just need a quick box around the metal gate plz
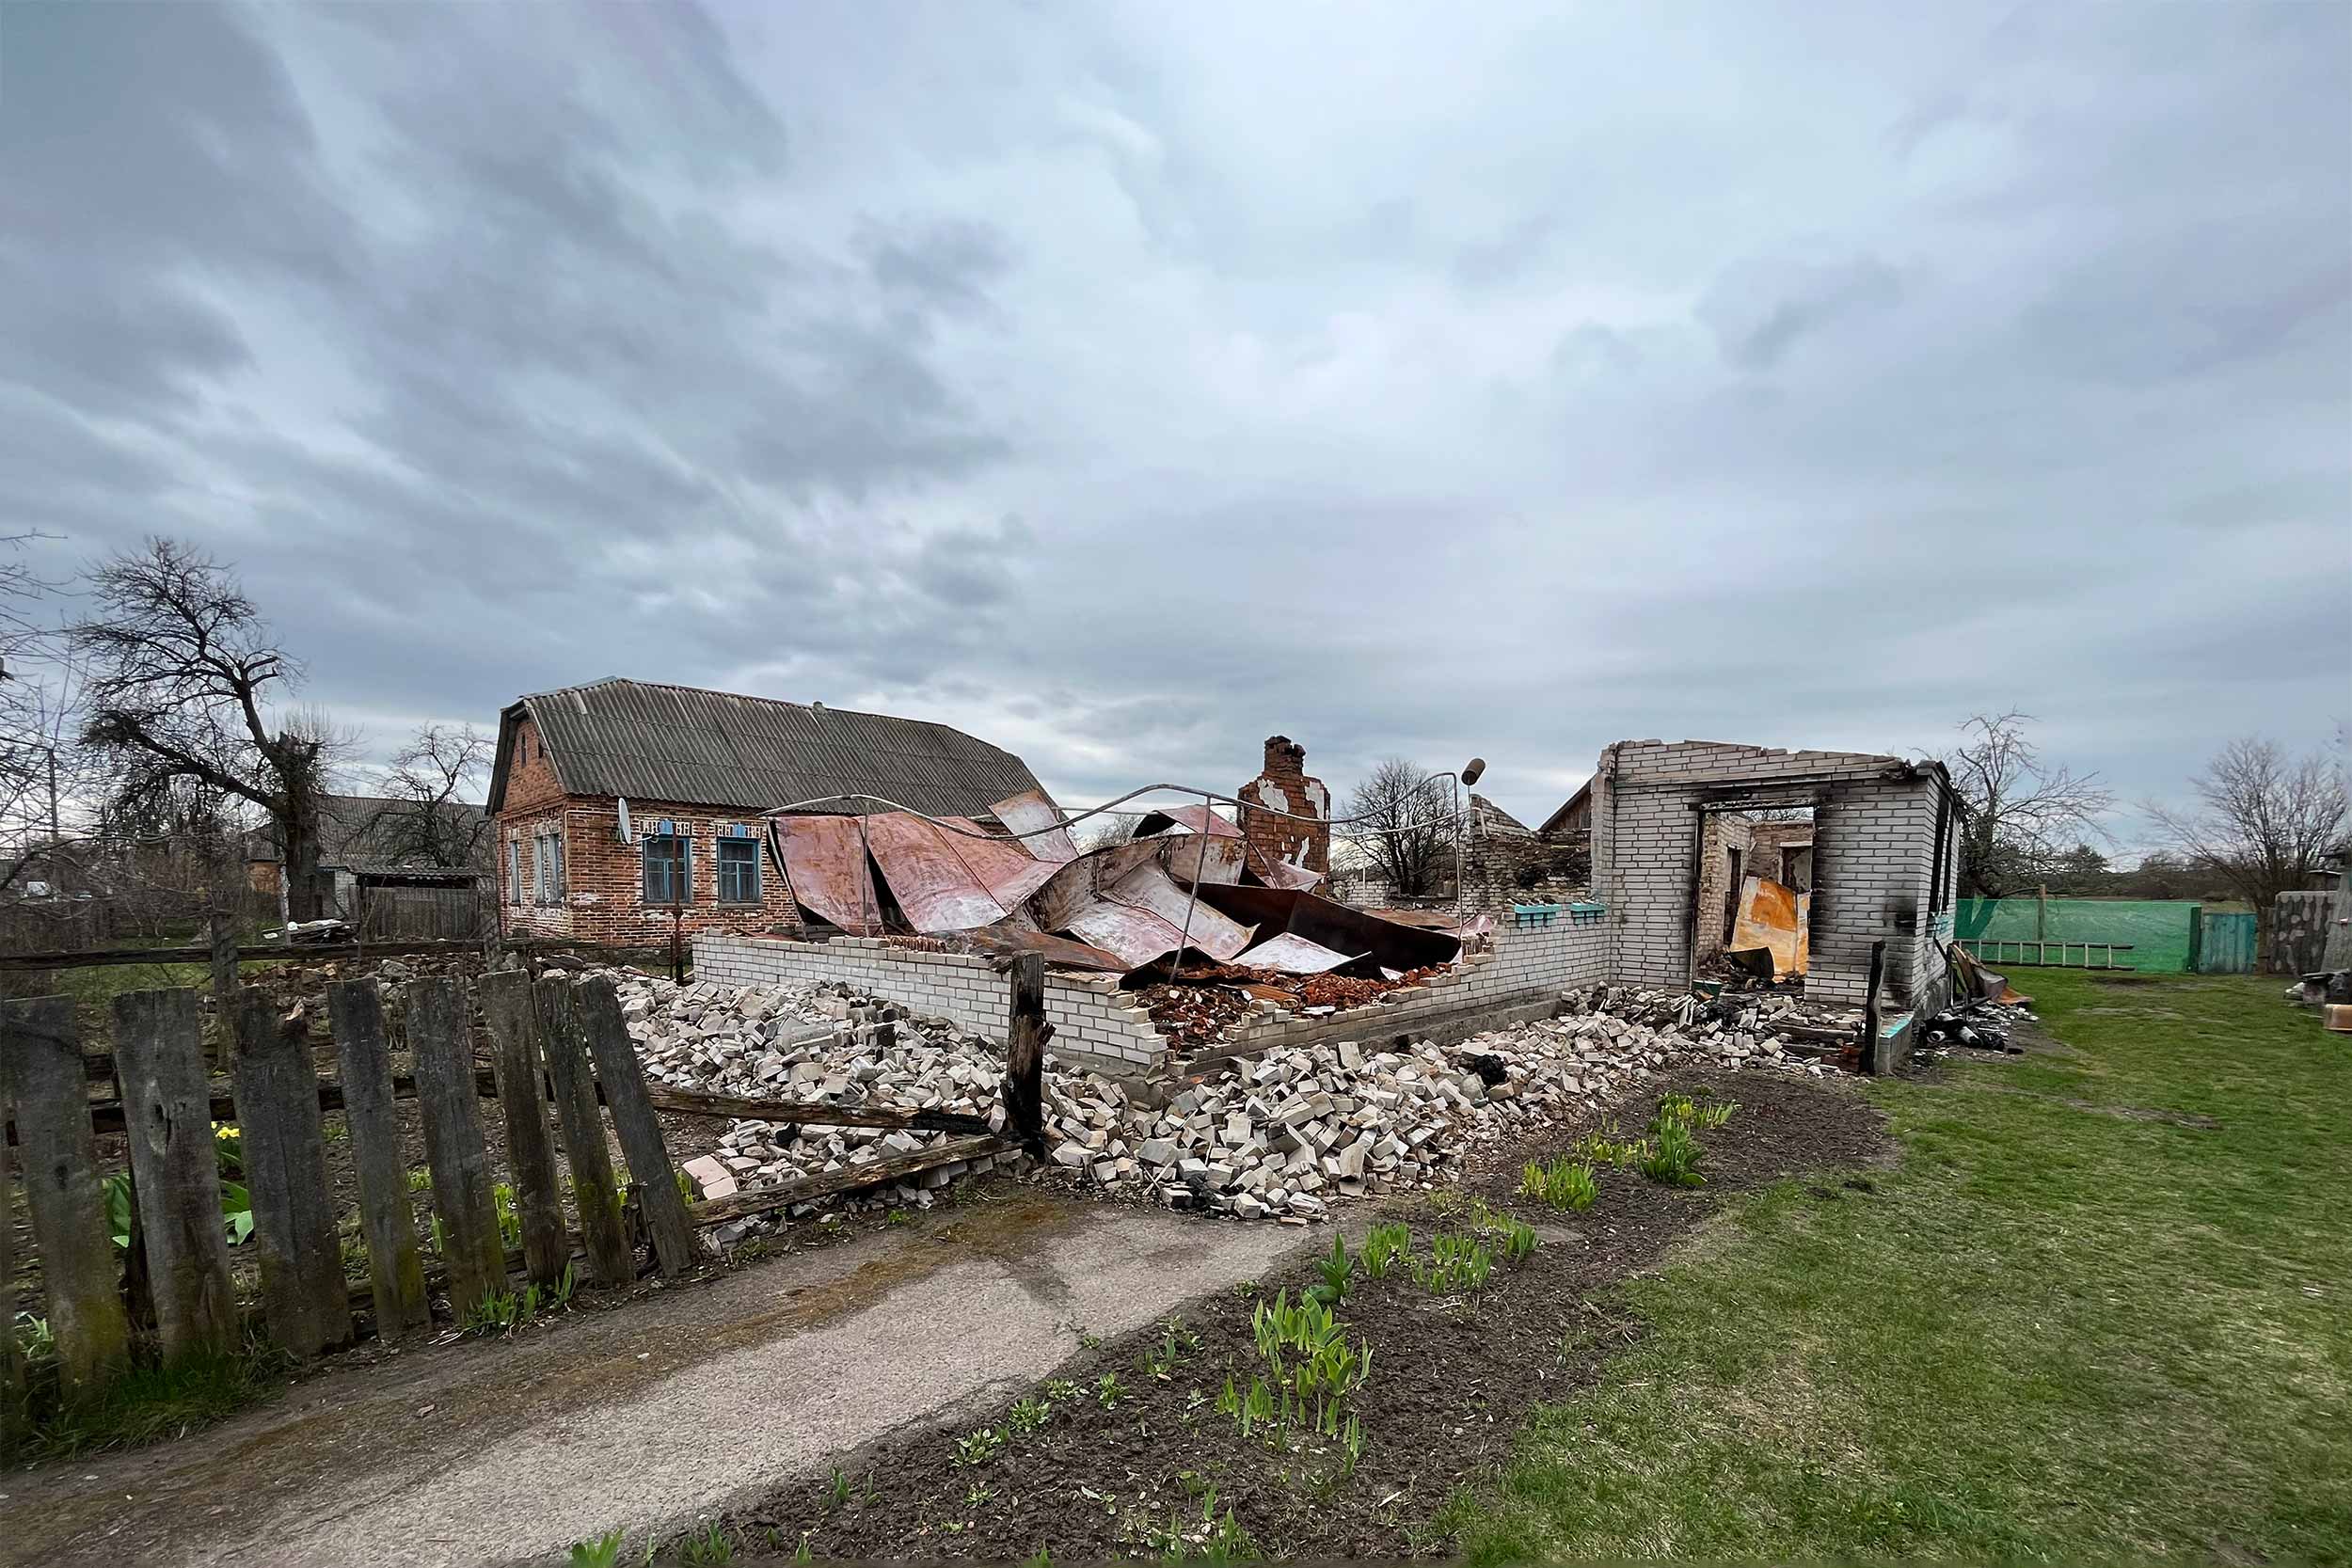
[2196,911,2257,974]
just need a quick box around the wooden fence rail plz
[0,964,1046,1407]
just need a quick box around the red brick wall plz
[495,718,803,947]
[1238,735,1331,877]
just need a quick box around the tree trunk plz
[281,786,326,923]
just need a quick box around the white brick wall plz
[693,912,1611,1078]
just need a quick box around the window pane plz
[717,837,758,904]
[643,835,688,904]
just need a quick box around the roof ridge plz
[526,675,979,736]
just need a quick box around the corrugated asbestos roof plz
[501,678,1049,819]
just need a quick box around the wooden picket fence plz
[2,958,1049,1422]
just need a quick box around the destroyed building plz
[486,678,1053,946]
[1237,736,1331,886]
[1591,739,1963,1032]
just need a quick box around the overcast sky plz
[5,2,2346,847]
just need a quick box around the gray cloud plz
[1,0,2344,845]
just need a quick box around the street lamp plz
[1453,758,1486,914]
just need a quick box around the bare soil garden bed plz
[710,1065,1888,1562]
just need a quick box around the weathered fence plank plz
[576,977,696,1277]
[0,996,131,1397]
[326,980,430,1335]
[646,1083,993,1134]
[230,993,350,1358]
[478,971,568,1288]
[112,989,238,1362]
[534,978,633,1286]
[405,977,507,1320]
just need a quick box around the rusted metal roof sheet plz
[956,922,1132,973]
[1135,804,1241,839]
[935,817,1061,908]
[501,678,1050,819]
[862,813,1011,935]
[990,790,1078,863]
[1236,933,1364,974]
[1251,857,1325,892]
[770,816,880,933]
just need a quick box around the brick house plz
[485,678,1055,948]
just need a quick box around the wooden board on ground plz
[0,995,132,1397]
[326,979,431,1335]
[231,992,351,1358]
[689,1134,1016,1227]
[112,988,239,1361]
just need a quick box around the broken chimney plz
[1238,735,1331,880]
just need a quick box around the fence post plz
[1002,954,1049,1158]
[576,976,697,1276]
[232,992,351,1357]
[406,977,508,1320]
[535,977,634,1286]
[113,989,238,1362]
[207,906,238,1067]
[326,980,431,1335]
[478,971,569,1288]
[0,996,132,1398]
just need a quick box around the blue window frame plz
[642,834,690,905]
[716,836,760,905]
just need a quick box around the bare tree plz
[2144,736,2348,968]
[358,723,495,867]
[1071,813,1137,854]
[71,539,340,921]
[1941,711,2115,898]
[1343,756,1452,897]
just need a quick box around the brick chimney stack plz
[1238,734,1330,879]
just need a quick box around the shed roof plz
[488,677,1051,820]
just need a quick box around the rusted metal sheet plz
[1102,862,1256,961]
[1027,834,1244,939]
[770,816,880,933]
[1194,883,1462,972]
[1728,875,1809,979]
[1135,804,1241,839]
[1236,932,1363,974]
[862,813,1009,934]
[990,789,1078,863]
[1251,857,1324,892]
[935,816,1061,908]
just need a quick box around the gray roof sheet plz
[508,678,1048,819]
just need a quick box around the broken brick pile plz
[609,968,1835,1230]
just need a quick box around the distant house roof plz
[488,677,1052,821]
[1537,780,1592,837]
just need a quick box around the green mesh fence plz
[1953,898,2201,973]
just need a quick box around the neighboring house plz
[486,677,1055,946]
[1537,780,1593,839]
[247,793,492,921]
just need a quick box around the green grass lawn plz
[1447,971,2352,1562]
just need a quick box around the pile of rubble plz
[609,970,1828,1229]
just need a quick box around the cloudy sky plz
[4,2,2345,846]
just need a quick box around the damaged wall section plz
[694,911,1606,1080]
[1592,739,1959,1012]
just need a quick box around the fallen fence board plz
[536,977,634,1287]
[689,1134,1015,1228]
[112,989,239,1362]
[407,977,507,1320]
[0,996,130,1397]
[644,1083,993,1135]
[326,980,431,1335]
[479,971,569,1288]
[231,993,350,1358]
[576,977,697,1276]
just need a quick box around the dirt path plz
[0,1188,1310,1568]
